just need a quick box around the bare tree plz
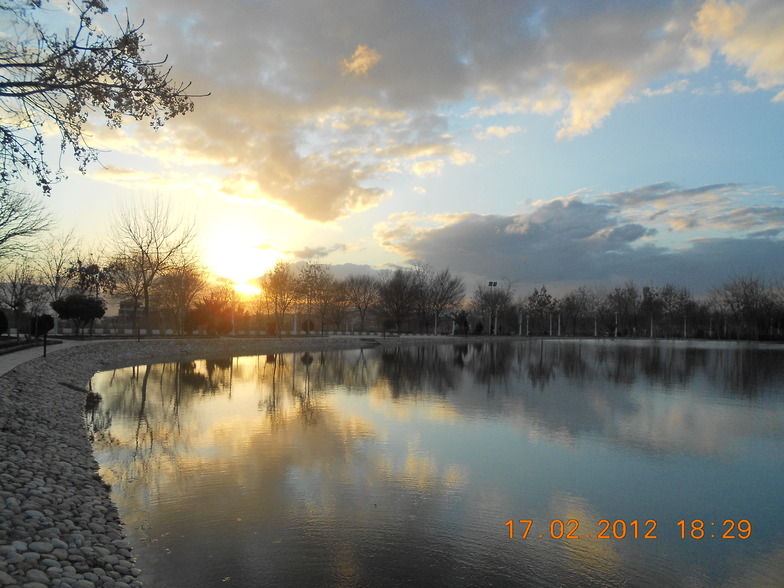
[410,261,434,333]
[0,190,50,260]
[35,229,80,304]
[474,281,514,334]
[0,0,202,195]
[711,275,771,340]
[297,261,331,333]
[345,274,378,332]
[109,252,146,336]
[259,261,297,336]
[377,268,417,332]
[151,257,208,334]
[659,283,693,337]
[429,268,465,334]
[309,268,336,335]
[560,285,594,336]
[111,197,196,328]
[607,281,640,336]
[328,279,352,332]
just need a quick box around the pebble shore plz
[0,335,464,587]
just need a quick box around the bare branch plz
[0,0,207,193]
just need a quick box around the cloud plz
[729,79,755,93]
[687,0,784,92]
[288,243,348,259]
[557,63,635,139]
[641,79,690,96]
[106,0,784,222]
[473,125,525,140]
[341,45,382,77]
[411,160,444,177]
[374,183,784,294]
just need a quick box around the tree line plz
[1,194,783,341]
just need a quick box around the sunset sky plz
[39,0,784,295]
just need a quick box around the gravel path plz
[0,335,465,587]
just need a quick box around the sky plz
[36,0,784,296]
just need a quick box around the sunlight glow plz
[204,224,282,289]
[233,282,262,297]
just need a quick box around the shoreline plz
[0,335,477,587]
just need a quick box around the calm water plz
[89,340,784,587]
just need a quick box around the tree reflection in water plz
[91,340,784,477]
[88,339,784,588]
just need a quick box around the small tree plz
[189,283,235,335]
[0,264,38,339]
[69,257,116,298]
[29,315,54,339]
[51,294,106,336]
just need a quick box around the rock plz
[51,538,68,550]
[28,542,53,554]
[21,552,41,561]
[23,510,44,521]
[25,568,49,583]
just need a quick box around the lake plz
[89,339,784,587]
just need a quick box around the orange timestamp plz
[505,519,752,540]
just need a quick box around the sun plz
[203,225,282,293]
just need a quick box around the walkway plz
[0,339,106,377]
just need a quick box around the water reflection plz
[90,340,784,587]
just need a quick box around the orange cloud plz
[341,45,382,76]
[557,63,635,140]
